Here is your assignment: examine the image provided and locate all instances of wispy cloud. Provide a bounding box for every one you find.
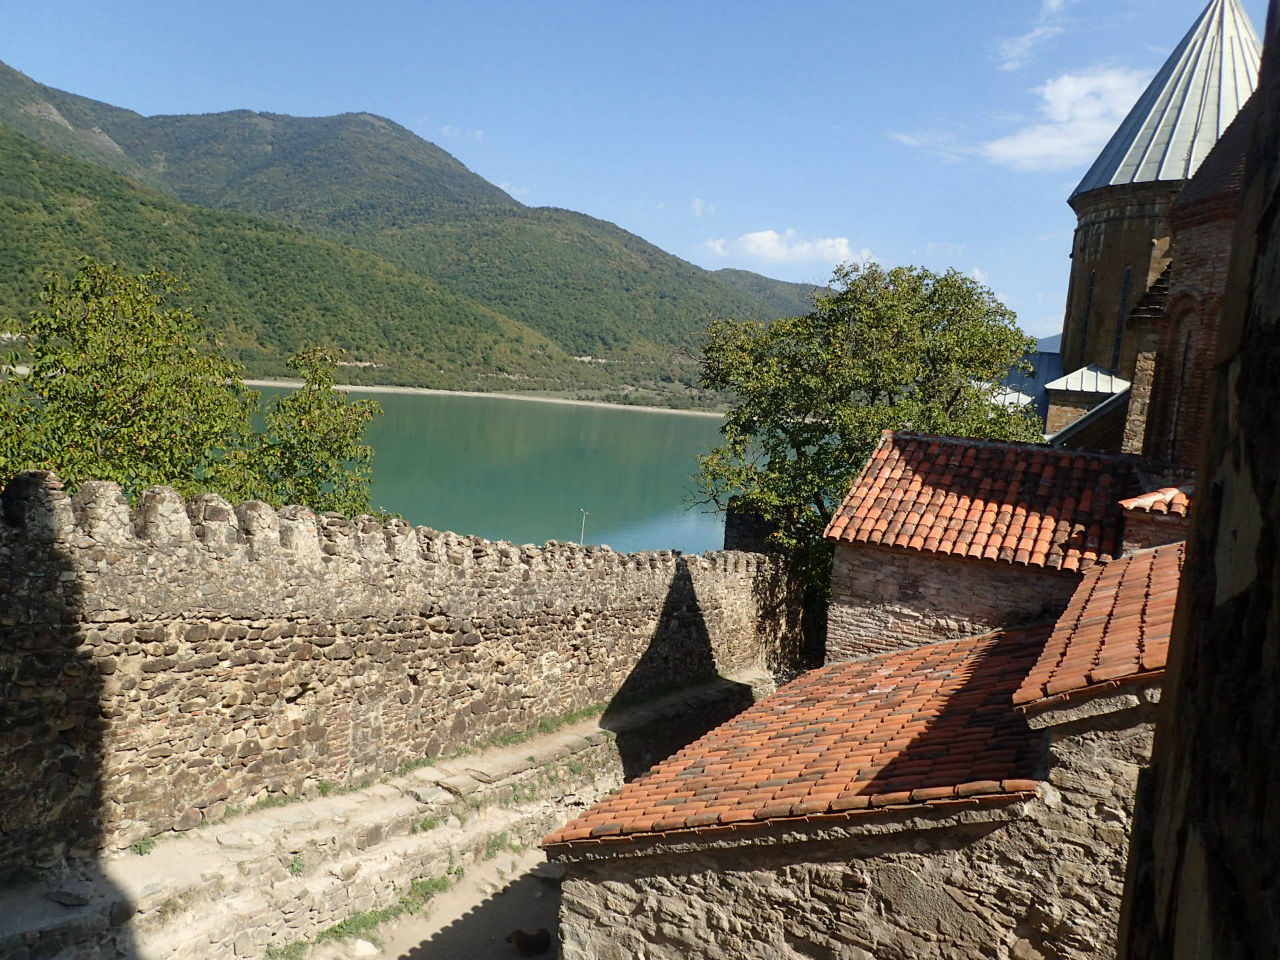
[498,181,529,199]
[691,197,716,217]
[998,0,1073,71]
[440,124,485,141]
[980,66,1148,170]
[970,267,990,284]
[887,130,973,163]
[705,229,871,267]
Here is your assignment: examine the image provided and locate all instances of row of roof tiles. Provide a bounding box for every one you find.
[824,431,1142,571]
[547,505,1186,853]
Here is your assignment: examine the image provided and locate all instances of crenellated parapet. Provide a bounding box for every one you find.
[0,472,803,864]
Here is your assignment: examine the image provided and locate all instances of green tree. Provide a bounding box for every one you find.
[249,348,380,515]
[0,261,381,513]
[697,262,1040,569]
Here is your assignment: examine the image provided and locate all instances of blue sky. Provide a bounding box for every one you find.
[0,0,1267,339]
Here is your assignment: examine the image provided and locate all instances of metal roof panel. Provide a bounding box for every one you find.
[1072,0,1260,198]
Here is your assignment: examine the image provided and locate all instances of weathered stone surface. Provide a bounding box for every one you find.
[826,543,1077,661]
[0,480,805,865]
[555,706,1156,960]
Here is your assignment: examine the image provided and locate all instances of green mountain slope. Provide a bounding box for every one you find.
[0,60,817,360]
[0,123,603,392]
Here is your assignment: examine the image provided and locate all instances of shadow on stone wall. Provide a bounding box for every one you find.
[599,557,755,781]
[0,473,139,958]
[750,558,825,676]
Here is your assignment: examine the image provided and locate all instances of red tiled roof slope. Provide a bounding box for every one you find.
[543,626,1049,850]
[825,431,1140,572]
[1014,541,1185,709]
[1119,486,1191,517]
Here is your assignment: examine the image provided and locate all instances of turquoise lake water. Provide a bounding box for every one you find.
[273,389,728,554]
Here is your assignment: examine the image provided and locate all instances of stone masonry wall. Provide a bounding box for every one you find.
[555,696,1158,960]
[826,543,1078,662]
[1046,389,1107,435]
[0,473,801,866]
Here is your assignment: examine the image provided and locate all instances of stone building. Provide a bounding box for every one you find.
[1049,0,1260,442]
[1119,1,1280,950]
[544,543,1184,960]
[820,430,1139,662]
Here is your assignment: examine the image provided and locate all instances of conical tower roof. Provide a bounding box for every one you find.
[1071,0,1261,200]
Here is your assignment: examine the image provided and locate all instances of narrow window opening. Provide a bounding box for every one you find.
[1077,271,1095,368]
[1111,265,1133,371]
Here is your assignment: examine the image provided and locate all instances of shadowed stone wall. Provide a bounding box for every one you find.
[1118,6,1280,955]
[0,474,802,863]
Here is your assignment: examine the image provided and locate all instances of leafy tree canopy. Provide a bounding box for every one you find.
[697,262,1041,566]
[1,260,381,514]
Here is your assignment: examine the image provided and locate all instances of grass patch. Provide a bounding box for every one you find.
[130,836,156,856]
[288,854,305,876]
[413,816,442,833]
[316,780,334,797]
[265,943,307,960]
[482,831,512,860]
[315,869,462,946]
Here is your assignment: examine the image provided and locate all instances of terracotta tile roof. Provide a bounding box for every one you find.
[1014,542,1185,710]
[824,431,1140,572]
[1119,486,1192,517]
[543,626,1049,851]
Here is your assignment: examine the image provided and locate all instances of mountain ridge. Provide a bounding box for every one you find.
[0,58,820,395]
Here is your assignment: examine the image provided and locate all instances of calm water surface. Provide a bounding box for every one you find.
[284,390,728,553]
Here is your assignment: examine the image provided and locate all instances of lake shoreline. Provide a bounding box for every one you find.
[244,379,725,418]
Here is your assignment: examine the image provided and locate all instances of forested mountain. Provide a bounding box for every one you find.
[0,125,604,392]
[0,59,819,395]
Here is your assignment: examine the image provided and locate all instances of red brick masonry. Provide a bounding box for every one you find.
[825,431,1140,572]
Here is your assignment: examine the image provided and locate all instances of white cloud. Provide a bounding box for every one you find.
[887,130,973,163]
[999,25,1062,72]
[691,197,716,218]
[706,229,871,267]
[998,0,1073,71]
[980,66,1148,170]
[971,267,990,284]
[440,124,485,141]
[498,181,529,199]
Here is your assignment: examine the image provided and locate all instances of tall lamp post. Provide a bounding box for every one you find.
[579,509,588,545]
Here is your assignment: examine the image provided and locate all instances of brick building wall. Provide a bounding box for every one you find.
[1046,388,1109,434]
[1142,215,1236,468]
[826,544,1078,662]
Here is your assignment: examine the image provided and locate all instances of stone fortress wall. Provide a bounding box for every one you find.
[0,471,802,870]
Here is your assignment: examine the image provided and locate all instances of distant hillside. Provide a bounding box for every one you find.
[0,123,605,393]
[713,268,824,318]
[0,59,819,385]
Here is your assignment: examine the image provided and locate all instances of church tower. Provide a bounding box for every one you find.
[1059,0,1260,378]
